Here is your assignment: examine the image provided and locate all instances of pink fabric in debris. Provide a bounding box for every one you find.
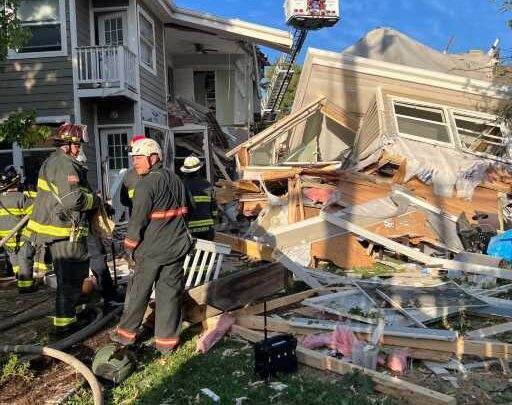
[196,313,235,354]
[387,348,409,373]
[303,188,335,204]
[302,326,361,356]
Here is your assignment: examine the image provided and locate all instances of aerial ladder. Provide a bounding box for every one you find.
[260,28,308,123]
[260,0,340,124]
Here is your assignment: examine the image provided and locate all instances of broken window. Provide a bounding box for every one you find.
[454,113,508,159]
[393,101,452,145]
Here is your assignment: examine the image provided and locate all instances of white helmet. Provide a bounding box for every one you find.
[129,138,162,160]
[180,155,203,173]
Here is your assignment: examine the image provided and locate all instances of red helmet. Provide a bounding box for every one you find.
[53,123,88,145]
[127,135,146,152]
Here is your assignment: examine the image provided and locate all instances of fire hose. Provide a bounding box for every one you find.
[0,345,103,405]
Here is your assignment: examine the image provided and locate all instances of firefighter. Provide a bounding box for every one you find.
[110,138,192,355]
[120,135,145,215]
[0,166,36,293]
[180,156,218,241]
[27,123,100,334]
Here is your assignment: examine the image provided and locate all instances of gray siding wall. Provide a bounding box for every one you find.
[0,0,74,120]
[76,0,91,47]
[139,2,166,111]
[80,101,98,190]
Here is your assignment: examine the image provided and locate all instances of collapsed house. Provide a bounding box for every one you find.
[219,27,512,269]
[208,28,512,404]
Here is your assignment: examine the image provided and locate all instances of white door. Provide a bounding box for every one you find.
[98,12,127,47]
[97,12,127,81]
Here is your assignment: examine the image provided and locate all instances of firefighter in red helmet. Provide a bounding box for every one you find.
[27,123,100,335]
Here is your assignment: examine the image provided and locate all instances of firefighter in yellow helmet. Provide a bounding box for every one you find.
[0,166,36,292]
[27,123,100,335]
[180,156,217,241]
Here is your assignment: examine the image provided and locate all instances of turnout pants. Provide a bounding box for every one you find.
[191,227,215,242]
[118,255,185,350]
[6,243,35,291]
[49,239,89,328]
[88,234,117,302]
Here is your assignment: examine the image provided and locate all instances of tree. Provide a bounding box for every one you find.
[0,2,50,148]
[496,1,512,124]
[265,63,302,117]
[0,1,30,62]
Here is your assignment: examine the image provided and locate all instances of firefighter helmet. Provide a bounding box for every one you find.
[0,165,20,189]
[53,123,88,146]
[129,138,162,160]
[126,135,146,153]
[180,156,203,173]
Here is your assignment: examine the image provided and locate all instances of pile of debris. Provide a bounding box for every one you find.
[208,93,512,402]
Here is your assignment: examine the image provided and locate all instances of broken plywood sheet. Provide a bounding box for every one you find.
[310,233,375,269]
[359,282,487,310]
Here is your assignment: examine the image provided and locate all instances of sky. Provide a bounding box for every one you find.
[176,0,512,64]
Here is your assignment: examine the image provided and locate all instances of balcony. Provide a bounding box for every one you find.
[76,46,138,99]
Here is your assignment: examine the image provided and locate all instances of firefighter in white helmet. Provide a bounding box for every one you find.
[111,138,192,354]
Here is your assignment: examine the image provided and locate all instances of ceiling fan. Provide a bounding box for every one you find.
[194,43,219,54]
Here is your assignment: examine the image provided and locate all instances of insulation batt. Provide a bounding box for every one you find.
[302,187,335,204]
[387,348,409,374]
[196,313,236,354]
[302,325,361,356]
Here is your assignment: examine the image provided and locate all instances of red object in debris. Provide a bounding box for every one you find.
[196,313,236,354]
[303,187,335,203]
[387,348,409,373]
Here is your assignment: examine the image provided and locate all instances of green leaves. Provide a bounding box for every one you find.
[0,1,31,62]
[0,110,52,148]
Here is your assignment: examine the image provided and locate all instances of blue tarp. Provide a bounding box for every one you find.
[487,230,512,262]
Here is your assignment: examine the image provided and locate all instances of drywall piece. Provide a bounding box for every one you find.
[289,317,458,341]
[466,321,512,339]
[424,362,450,376]
[426,212,464,253]
[273,250,323,288]
[231,325,457,405]
[424,360,467,374]
[375,288,427,328]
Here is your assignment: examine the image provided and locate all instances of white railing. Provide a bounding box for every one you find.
[76,45,137,91]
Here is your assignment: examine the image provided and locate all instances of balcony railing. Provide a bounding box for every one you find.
[76,45,137,93]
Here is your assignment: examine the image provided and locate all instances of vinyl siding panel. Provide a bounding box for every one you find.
[0,0,73,120]
[138,3,166,111]
[80,101,98,190]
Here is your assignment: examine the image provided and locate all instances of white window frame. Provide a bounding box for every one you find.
[450,109,511,163]
[8,0,68,59]
[391,97,456,148]
[137,7,156,75]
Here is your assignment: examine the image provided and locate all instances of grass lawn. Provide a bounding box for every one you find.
[68,328,395,405]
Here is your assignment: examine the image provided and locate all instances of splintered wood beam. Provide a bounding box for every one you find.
[214,233,274,262]
[230,325,456,405]
[235,315,512,360]
[466,321,512,339]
